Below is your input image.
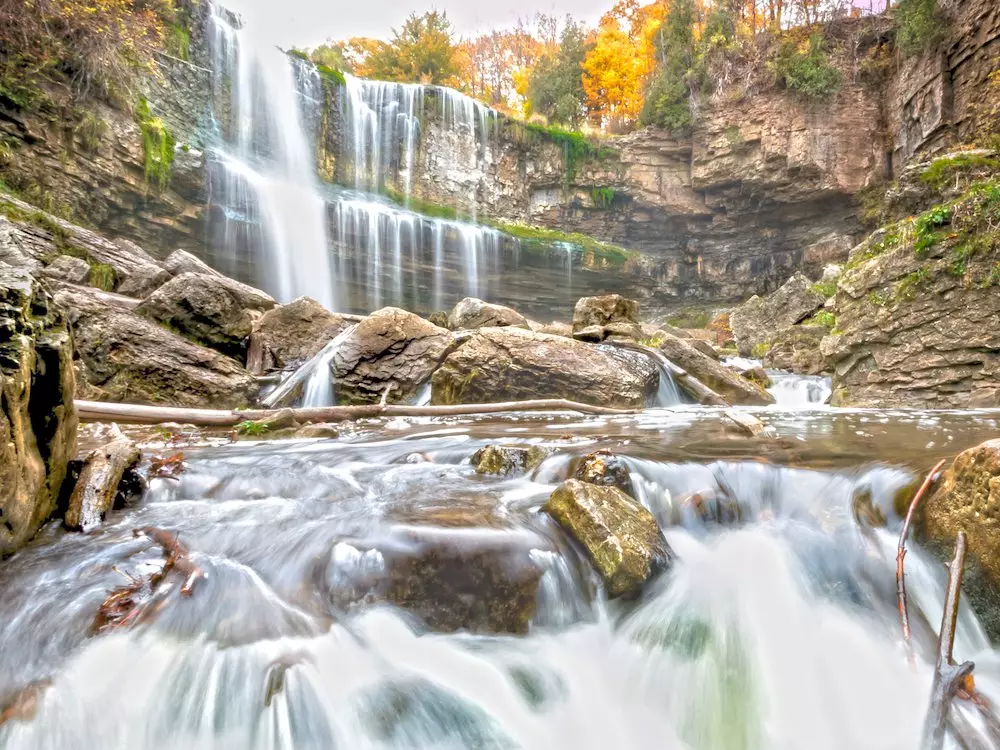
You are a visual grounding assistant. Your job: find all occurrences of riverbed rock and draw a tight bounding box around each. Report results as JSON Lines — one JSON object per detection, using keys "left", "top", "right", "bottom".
{"left": 658, "top": 334, "right": 774, "bottom": 405}
{"left": 332, "top": 307, "right": 454, "bottom": 405}
{"left": 572, "top": 294, "right": 640, "bottom": 340}
{"left": 447, "top": 297, "right": 528, "bottom": 331}
{"left": 136, "top": 272, "right": 276, "bottom": 358}
{"left": 0, "top": 268, "right": 77, "bottom": 556}
{"left": 56, "top": 286, "right": 257, "bottom": 408}
{"left": 925, "top": 440, "right": 1000, "bottom": 589}
{"left": 472, "top": 445, "right": 551, "bottom": 477}
{"left": 764, "top": 324, "right": 828, "bottom": 375}
{"left": 730, "top": 273, "right": 826, "bottom": 356}
{"left": 247, "top": 297, "right": 354, "bottom": 374}
{"left": 544, "top": 479, "right": 671, "bottom": 598}
{"left": 571, "top": 452, "right": 636, "bottom": 498}
{"left": 431, "top": 327, "right": 658, "bottom": 409}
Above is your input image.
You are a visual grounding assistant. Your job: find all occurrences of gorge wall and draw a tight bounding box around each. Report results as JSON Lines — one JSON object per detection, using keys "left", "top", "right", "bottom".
{"left": 0, "top": 0, "right": 996, "bottom": 312}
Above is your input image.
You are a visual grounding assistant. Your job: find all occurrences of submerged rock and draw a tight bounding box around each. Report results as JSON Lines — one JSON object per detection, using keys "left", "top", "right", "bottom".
{"left": 925, "top": 440, "right": 1000, "bottom": 589}
{"left": 472, "top": 445, "right": 551, "bottom": 477}
{"left": 0, "top": 268, "right": 77, "bottom": 556}
{"left": 730, "top": 273, "right": 825, "bottom": 356}
{"left": 57, "top": 286, "right": 257, "bottom": 408}
{"left": 431, "top": 327, "right": 658, "bottom": 409}
{"left": 247, "top": 297, "right": 354, "bottom": 374}
{"left": 571, "top": 451, "right": 636, "bottom": 498}
{"left": 333, "top": 307, "right": 454, "bottom": 405}
{"left": 544, "top": 479, "right": 671, "bottom": 598}
{"left": 658, "top": 335, "right": 774, "bottom": 405}
{"left": 447, "top": 297, "right": 528, "bottom": 331}
{"left": 136, "top": 272, "right": 276, "bottom": 358}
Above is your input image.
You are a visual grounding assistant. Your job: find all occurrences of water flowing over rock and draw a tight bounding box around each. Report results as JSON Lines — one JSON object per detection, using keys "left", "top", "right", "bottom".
{"left": 64, "top": 435, "right": 141, "bottom": 533}
{"left": 431, "top": 328, "right": 658, "bottom": 409}
{"left": 730, "top": 273, "right": 826, "bottom": 356}
{"left": 0, "top": 268, "right": 77, "bottom": 556}
{"left": 544, "top": 479, "right": 671, "bottom": 598}
{"left": 247, "top": 297, "right": 355, "bottom": 374}
{"left": 447, "top": 298, "right": 528, "bottom": 331}
{"left": 926, "top": 440, "right": 1000, "bottom": 590}
{"left": 764, "top": 324, "right": 829, "bottom": 376}
{"left": 658, "top": 335, "right": 774, "bottom": 405}
{"left": 57, "top": 286, "right": 256, "bottom": 408}
{"left": 572, "top": 452, "right": 637, "bottom": 499}
{"left": 331, "top": 308, "right": 454, "bottom": 405}
{"left": 136, "top": 272, "right": 276, "bottom": 357}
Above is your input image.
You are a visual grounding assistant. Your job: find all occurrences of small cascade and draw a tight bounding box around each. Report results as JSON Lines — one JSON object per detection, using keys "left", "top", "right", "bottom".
{"left": 768, "top": 372, "right": 833, "bottom": 407}
{"left": 603, "top": 341, "right": 688, "bottom": 408}
{"left": 206, "top": 4, "right": 335, "bottom": 310}
{"left": 261, "top": 324, "right": 358, "bottom": 408}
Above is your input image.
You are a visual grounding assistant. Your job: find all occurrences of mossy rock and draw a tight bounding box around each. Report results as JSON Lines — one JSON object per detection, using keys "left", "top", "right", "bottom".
{"left": 472, "top": 445, "right": 551, "bottom": 477}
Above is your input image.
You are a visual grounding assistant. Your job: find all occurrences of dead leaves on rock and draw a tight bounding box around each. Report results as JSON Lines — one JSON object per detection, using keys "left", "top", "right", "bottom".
{"left": 149, "top": 452, "right": 186, "bottom": 480}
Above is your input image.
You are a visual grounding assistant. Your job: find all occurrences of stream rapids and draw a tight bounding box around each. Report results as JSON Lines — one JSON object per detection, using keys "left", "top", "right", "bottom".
{"left": 3, "top": 405, "right": 1000, "bottom": 749}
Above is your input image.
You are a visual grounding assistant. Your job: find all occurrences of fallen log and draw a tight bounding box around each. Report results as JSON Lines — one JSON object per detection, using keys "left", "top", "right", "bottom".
{"left": 75, "top": 399, "right": 637, "bottom": 426}
{"left": 64, "top": 434, "right": 142, "bottom": 532}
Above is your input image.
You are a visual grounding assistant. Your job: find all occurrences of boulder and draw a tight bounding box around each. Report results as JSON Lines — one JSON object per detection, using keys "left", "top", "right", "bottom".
{"left": 42, "top": 255, "right": 90, "bottom": 285}
{"left": 432, "top": 327, "right": 659, "bottom": 409}
{"left": 447, "top": 297, "right": 528, "bottom": 331}
{"left": 0, "top": 268, "right": 77, "bottom": 556}
{"left": 539, "top": 321, "right": 573, "bottom": 337}
{"left": 571, "top": 451, "right": 636, "bottom": 498}
{"left": 56, "top": 286, "right": 257, "bottom": 409}
{"left": 472, "top": 445, "right": 551, "bottom": 477}
{"left": 136, "top": 272, "right": 276, "bottom": 358}
{"left": 162, "top": 249, "right": 223, "bottom": 278}
{"left": 247, "top": 297, "right": 354, "bottom": 374}
{"left": 658, "top": 335, "right": 774, "bottom": 405}
{"left": 730, "top": 273, "right": 826, "bottom": 356}
{"left": 573, "top": 294, "right": 639, "bottom": 330}
{"left": 544, "top": 479, "right": 671, "bottom": 598}
{"left": 764, "top": 325, "right": 829, "bottom": 375}
{"left": 925, "top": 441, "right": 1000, "bottom": 589}
{"left": 573, "top": 324, "right": 606, "bottom": 342}
{"left": 332, "top": 307, "right": 454, "bottom": 405}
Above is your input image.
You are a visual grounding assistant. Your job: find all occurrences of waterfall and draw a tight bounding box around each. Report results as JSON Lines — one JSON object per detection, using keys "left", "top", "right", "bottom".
{"left": 261, "top": 324, "right": 359, "bottom": 408}
{"left": 206, "top": 4, "right": 335, "bottom": 310}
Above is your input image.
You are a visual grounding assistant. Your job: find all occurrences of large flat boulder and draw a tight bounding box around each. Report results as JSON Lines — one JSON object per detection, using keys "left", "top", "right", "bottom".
{"left": 332, "top": 307, "right": 454, "bottom": 405}
{"left": 0, "top": 268, "right": 77, "bottom": 556}
{"left": 730, "top": 273, "right": 825, "bottom": 356}
{"left": 56, "top": 286, "right": 257, "bottom": 409}
{"left": 431, "top": 327, "right": 659, "bottom": 409}
{"left": 544, "top": 479, "right": 671, "bottom": 598}
{"left": 658, "top": 334, "right": 774, "bottom": 405}
{"left": 448, "top": 297, "right": 528, "bottom": 331}
{"left": 247, "top": 297, "right": 354, "bottom": 374}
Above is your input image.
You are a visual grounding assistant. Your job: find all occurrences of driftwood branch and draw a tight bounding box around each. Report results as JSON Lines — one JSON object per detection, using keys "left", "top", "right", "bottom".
{"left": 922, "top": 532, "right": 975, "bottom": 750}
{"left": 135, "top": 527, "right": 205, "bottom": 596}
{"left": 75, "top": 399, "right": 637, "bottom": 426}
{"left": 897, "top": 459, "right": 948, "bottom": 653}
{"left": 64, "top": 435, "right": 141, "bottom": 532}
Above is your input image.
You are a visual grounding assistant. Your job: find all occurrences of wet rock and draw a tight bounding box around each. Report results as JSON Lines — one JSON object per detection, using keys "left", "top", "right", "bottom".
{"left": 239, "top": 409, "right": 300, "bottom": 435}
{"left": 432, "top": 327, "right": 658, "bottom": 409}
{"left": 544, "top": 479, "right": 671, "bottom": 598}
{"left": 572, "top": 294, "right": 640, "bottom": 333}
{"left": 723, "top": 409, "right": 769, "bottom": 437}
{"left": 136, "top": 272, "right": 276, "bottom": 358}
{"left": 658, "top": 334, "right": 774, "bottom": 405}
{"left": 247, "top": 297, "right": 354, "bottom": 374}
{"left": 333, "top": 307, "right": 454, "bottom": 405}
{"left": 294, "top": 423, "right": 340, "bottom": 439}
{"left": 571, "top": 452, "right": 636, "bottom": 498}
{"left": 730, "top": 273, "right": 826, "bottom": 356}
{"left": 447, "top": 297, "right": 528, "bottom": 331}
{"left": 0, "top": 268, "right": 77, "bottom": 556}
{"left": 764, "top": 325, "right": 828, "bottom": 376}
{"left": 64, "top": 434, "right": 141, "bottom": 532}
{"left": 42, "top": 255, "right": 90, "bottom": 285}
{"left": 472, "top": 445, "right": 551, "bottom": 477}
{"left": 742, "top": 366, "right": 772, "bottom": 389}
{"left": 56, "top": 285, "right": 257, "bottom": 409}
{"left": 926, "top": 441, "right": 1000, "bottom": 589}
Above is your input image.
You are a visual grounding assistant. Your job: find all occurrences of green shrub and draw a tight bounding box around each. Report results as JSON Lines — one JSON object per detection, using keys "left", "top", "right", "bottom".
{"left": 895, "top": 0, "right": 943, "bottom": 56}
{"left": 810, "top": 281, "right": 838, "bottom": 299}
{"left": 76, "top": 113, "right": 107, "bottom": 153}
{"left": 135, "top": 97, "right": 176, "bottom": 190}
{"left": 805, "top": 310, "right": 837, "bottom": 329}
{"left": 166, "top": 23, "right": 191, "bottom": 61}
{"left": 591, "top": 187, "right": 617, "bottom": 209}
{"left": 522, "top": 123, "right": 615, "bottom": 182}
{"left": 919, "top": 154, "right": 1000, "bottom": 190}
{"left": 772, "top": 34, "right": 842, "bottom": 99}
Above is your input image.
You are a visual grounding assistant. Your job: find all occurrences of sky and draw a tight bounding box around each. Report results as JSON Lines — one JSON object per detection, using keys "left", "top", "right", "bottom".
{"left": 232, "top": 0, "right": 612, "bottom": 48}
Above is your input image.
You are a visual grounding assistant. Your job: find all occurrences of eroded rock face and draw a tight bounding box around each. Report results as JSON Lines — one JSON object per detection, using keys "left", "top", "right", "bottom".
{"left": 57, "top": 286, "right": 256, "bottom": 408}
{"left": 136, "top": 272, "right": 276, "bottom": 358}
{"left": 0, "top": 268, "right": 77, "bottom": 556}
{"left": 729, "top": 273, "right": 826, "bottom": 356}
{"left": 332, "top": 307, "right": 454, "bottom": 405}
{"left": 431, "top": 327, "right": 658, "bottom": 409}
{"left": 764, "top": 324, "right": 829, "bottom": 375}
{"left": 573, "top": 295, "right": 640, "bottom": 334}
{"left": 472, "top": 445, "right": 551, "bottom": 477}
{"left": 658, "top": 334, "right": 774, "bottom": 405}
{"left": 247, "top": 297, "right": 354, "bottom": 374}
{"left": 448, "top": 298, "right": 528, "bottom": 331}
{"left": 925, "top": 441, "right": 1000, "bottom": 589}
{"left": 544, "top": 479, "right": 671, "bottom": 598}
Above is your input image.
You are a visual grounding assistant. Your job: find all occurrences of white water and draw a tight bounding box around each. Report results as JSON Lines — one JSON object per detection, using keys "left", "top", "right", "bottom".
{"left": 261, "top": 324, "right": 359, "bottom": 409}
{"left": 768, "top": 372, "right": 833, "bottom": 407}
{"left": 208, "top": 4, "right": 335, "bottom": 310}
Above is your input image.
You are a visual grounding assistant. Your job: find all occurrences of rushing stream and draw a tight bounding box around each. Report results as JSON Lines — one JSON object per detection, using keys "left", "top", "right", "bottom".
{"left": 3, "top": 407, "right": 1000, "bottom": 749}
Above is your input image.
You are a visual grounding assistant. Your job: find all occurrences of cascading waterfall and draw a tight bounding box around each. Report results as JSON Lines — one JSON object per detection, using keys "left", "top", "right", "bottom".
{"left": 206, "top": 4, "right": 335, "bottom": 310}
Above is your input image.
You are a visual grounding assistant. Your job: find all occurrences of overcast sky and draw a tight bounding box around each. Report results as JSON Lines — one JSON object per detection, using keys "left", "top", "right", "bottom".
{"left": 230, "top": 0, "right": 612, "bottom": 48}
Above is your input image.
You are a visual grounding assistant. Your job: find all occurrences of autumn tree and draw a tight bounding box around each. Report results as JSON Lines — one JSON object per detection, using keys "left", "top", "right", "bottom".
{"left": 525, "top": 20, "right": 591, "bottom": 128}
{"left": 362, "top": 11, "right": 460, "bottom": 85}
